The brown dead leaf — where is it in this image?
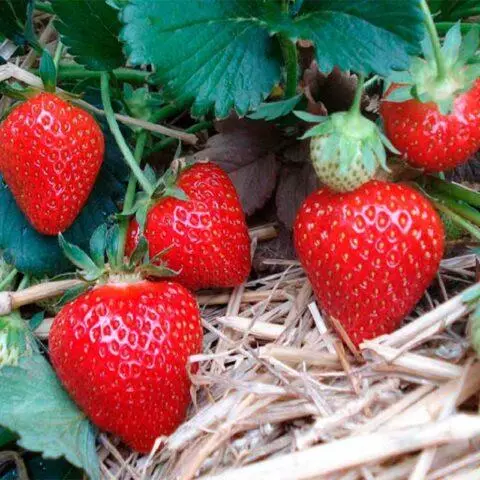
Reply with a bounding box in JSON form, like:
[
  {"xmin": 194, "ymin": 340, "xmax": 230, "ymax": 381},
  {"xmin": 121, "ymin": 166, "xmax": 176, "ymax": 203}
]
[
  {"xmin": 276, "ymin": 163, "xmax": 319, "ymax": 229},
  {"xmin": 193, "ymin": 118, "xmax": 283, "ymax": 215},
  {"xmin": 302, "ymin": 63, "xmax": 366, "ymax": 114}
]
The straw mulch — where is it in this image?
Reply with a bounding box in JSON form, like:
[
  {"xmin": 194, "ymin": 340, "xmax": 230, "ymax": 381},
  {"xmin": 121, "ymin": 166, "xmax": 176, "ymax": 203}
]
[{"xmin": 95, "ymin": 236, "xmax": 480, "ymax": 480}]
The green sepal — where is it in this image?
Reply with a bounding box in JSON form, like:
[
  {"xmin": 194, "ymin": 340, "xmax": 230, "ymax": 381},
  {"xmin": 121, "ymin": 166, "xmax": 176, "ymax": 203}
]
[
  {"xmin": 441, "ymin": 22, "xmax": 462, "ymax": 68},
  {"xmin": 385, "ymin": 85, "xmax": 414, "ymax": 102},
  {"xmin": 89, "ymin": 224, "xmax": 107, "ymax": 269},
  {"xmin": 58, "ymin": 235, "xmax": 103, "ymax": 281},
  {"xmin": 122, "ymin": 84, "xmax": 163, "ymax": 123},
  {"xmin": 138, "ymin": 263, "xmax": 179, "ymax": 278},
  {"xmin": 143, "ymin": 164, "xmax": 157, "ymax": 186},
  {"xmin": 57, "ymin": 283, "xmax": 90, "ymax": 307},
  {"xmin": 28, "ymin": 312, "xmax": 45, "ymax": 332},
  {"xmin": 39, "ymin": 49, "xmax": 57, "ymax": 93},
  {"xmin": 460, "ymin": 26, "xmax": 480, "ymax": 64},
  {"xmin": 128, "ymin": 235, "xmax": 149, "ymax": 267},
  {"xmin": 105, "ymin": 224, "xmax": 120, "ymax": 270},
  {"xmin": 338, "ymin": 138, "xmax": 357, "ymax": 175},
  {"xmin": 301, "ymin": 121, "xmax": 334, "ymax": 139},
  {"xmin": 293, "ymin": 110, "xmax": 328, "ymax": 123}
]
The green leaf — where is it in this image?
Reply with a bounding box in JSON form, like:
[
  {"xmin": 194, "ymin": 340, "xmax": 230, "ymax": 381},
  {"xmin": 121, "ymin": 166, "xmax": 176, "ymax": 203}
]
[
  {"xmin": 121, "ymin": 0, "xmax": 282, "ymax": 118},
  {"xmin": 0, "ymin": 0, "xmax": 28, "ymax": 46},
  {"xmin": 0, "ymin": 354, "xmax": 99, "ymax": 480},
  {"xmin": 0, "ymin": 101, "xmax": 129, "ymax": 277},
  {"xmin": 28, "ymin": 312, "xmax": 45, "ymax": 332},
  {"xmin": 51, "ymin": 0, "xmax": 125, "ymax": 71},
  {"xmin": 247, "ymin": 94, "xmax": 303, "ymax": 121},
  {"xmin": 275, "ymin": 0, "xmax": 424, "ymax": 76},
  {"xmin": 39, "ymin": 49, "xmax": 57, "ymax": 93}
]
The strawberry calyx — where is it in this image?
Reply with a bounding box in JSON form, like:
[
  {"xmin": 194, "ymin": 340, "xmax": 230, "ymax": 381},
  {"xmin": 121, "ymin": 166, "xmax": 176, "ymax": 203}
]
[
  {"xmin": 57, "ymin": 224, "xmax": 178, "ymax": 302},
  {"xmin": 0, "ymin": 311, "xmax": 33, "ymax": 367},
  {"xmin": 385, "ymin": 22, "xmax": 480, "ymax": 114},
  {"xmin": 296, "ymin": 109, "xmax": 397, "ymax": 183}
]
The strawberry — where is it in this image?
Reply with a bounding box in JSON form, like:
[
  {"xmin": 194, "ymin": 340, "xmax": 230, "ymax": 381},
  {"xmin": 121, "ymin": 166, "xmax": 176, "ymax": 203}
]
[
  {"xmin": 381, "ymin": 80, "xmax": 480, "ymax": 172},
  {"xmin": 294, "ymin": 181, "xmax": 444, "ymax": 346},
  {"xmin": 126, "ymin": 162, "xmax": 251, "ymax": 291},
  {"xmin": 49, "ymin": 280, "xmax": 203, "ymax": 453},
  {"xmin": 380, "ymin": 23, "xmax": 480, "ymax": 172},
  {"xmin": 297, "ymin": 80, "xmax": 397, "ymax": 193},
  {"xmin": 0, "ymin": 92, "xmax": 104, "ymax": 235}
]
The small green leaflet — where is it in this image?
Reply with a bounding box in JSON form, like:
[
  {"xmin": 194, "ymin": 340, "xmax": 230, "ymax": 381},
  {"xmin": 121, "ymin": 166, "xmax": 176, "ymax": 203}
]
[
  {"xmin": 247, "ymin": 94, "xmax": 303, "ymax": 121},
  {"xmin": 51, "ymin": 0, "xmax": 125, "ymax": 71},
  {"xmin": 0, "ymin": 354, "xmax": 99, "ymax": 480}
]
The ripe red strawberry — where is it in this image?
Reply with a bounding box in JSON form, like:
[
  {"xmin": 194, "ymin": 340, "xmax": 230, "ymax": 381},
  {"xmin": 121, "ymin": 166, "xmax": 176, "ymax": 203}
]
[
  {"xmin": 49, "ymin": 280, "xmax": 203, "ymax": 453},
  {"xmin": 294, "ymin": 181, "xmax": 444, "ymax": 346},
  {"xmin": 126, "ymin": 162, "xmax": 251, "ymax": 291},
  {"xmin": 380, "ymin": 80, "xmax": 480, "ymax": 172},
  {"xmin": 0, "ymin": 92, "xmax": 104, "ymax": 235}
]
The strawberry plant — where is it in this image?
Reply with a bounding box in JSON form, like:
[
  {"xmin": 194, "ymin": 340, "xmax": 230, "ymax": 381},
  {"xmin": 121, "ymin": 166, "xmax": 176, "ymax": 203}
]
[{"xmin": 0, "ymin": 0, "xmax": 478, "ymax": 479}]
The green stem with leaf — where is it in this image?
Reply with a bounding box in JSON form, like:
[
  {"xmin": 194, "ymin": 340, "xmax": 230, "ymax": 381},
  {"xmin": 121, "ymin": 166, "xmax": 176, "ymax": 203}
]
[
  {"xmin": 433, "ymin": 201, "xmax": 480, "ymax": 241},
  {"xmin": 56, "ymin": 64, "xmax": 151, "ymax": 83},
  {"xmin": 0, "ymin": 269, "xmax": 18, "ymax": 292},
  {"xmin": 278, "ymin": 35, "xmax": 298, "ymax": 99},
  {"xmin": 148, "ymin": 121, "xmax": 212, "ymax": 155},
  {"xmin": 420, "ymin": 0, "xmax": 448, "ymax": 81},
  {"xmin": 427, "ymin": 176, "xmax": 480, "ymax": 208},
  {"xmin": 117, "ymin": 131, "xmax": 148, "ymax": 265},
  {"xmin": 100, "ymin": 73, "xmax": 155, "ymax": 197}
]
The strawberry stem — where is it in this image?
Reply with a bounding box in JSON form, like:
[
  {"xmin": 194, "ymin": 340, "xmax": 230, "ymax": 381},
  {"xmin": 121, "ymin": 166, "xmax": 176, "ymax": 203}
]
[
  {"xmin": 117, "ymin": 130, "xmax": 148, "ymax": 265},
  {"xmin": 54, "ymin": 64, "xmax": 152, "ymax": 84},
  {"xmin": 279, "ymin": 35, "xmax": 298, "ymax": 98},
  {"xmin": 100, "ymin": 73, "xmax": 155, "ymax": 197},
  {"xmin": 348, "ymin": 74, "xmax": 365, "ymax": 117},
  {"xmin": 420, "ymin": 0, "xmax": 448, "ymax": 81}
]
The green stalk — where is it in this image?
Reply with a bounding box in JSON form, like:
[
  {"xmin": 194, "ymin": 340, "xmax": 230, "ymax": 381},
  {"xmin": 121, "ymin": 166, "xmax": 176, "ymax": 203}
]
[
  {"xmin": 0, "ymin": 269, "xmax": 18, "ymax": 292},
  {"xmin": 148, "ymin": 121, "xmax": 212, "ymax": 155},
  {"xmin": 433, "ymin": 201, "xmax": 480, "ymax": 241},
  {"xmin": 433, "ymin": 192, "xmax": 480, "ymax": 226},
  {"xmin": 347, "ymin": 74, "xmax": 365, "ymax": 118},
  {"xmin": 427, "ymin": 176, "xmax": 480, "ymax": 208},
  {"xmin": 150, "ymin": 104, "xmax": 184, "ymax": 124},
  {"xmin": 278, "ymin": 35, "xmax": 298, "ymax": 99},
  {"xmin": 53, "ymin": 40, "xmax": 64, "ymax": 70},
  {"xmin": 100, "ymin": 73, "xmax": 155, "ymax": 197},
  {"xmin": 17, "ymin": 274, "xmax": 31, "ymax": 291},
  {"xmin": 420, "ymin": 0, "xmax": 448, "ymax": 81},
  {"xmin": 117, "ymin": 131, "xmax": 148, "ymax": 265},
  {"xmin": 56, "ymin": 64, "xmax": 151, "ymax": 84}
]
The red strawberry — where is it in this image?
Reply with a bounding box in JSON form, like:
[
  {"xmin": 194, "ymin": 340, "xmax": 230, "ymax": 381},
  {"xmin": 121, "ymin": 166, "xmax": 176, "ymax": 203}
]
[
  {"xmin": 380, "ymin": 80, "xmax": 480, "ymax": 172},
  {"xmin": 294, "ymin": 181, "xmax": 444, "ymax": 346},
  {"xmin": 126, "ymin": 162, "xmax": 251, "ymax": 291},
  {"xmin": 49, "ymin": 280, "xmax": 203, "ymax": 453},
  {"xmin": 0, "ymin": 92, "xmax": 104, "ymax": 234}
]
